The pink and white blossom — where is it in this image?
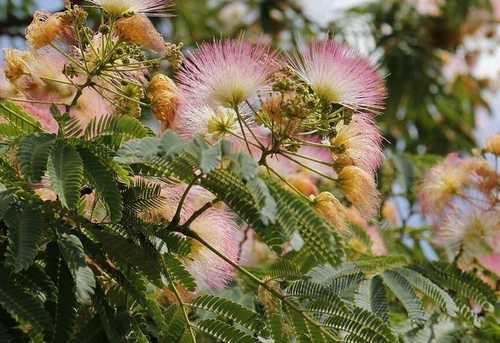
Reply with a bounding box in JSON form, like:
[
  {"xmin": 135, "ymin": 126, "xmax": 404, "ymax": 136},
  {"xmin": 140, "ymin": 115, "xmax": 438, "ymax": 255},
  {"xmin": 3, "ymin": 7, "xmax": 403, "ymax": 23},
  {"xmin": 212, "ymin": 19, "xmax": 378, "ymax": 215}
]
[
  {"xmin": 331, "ymin": 117, "xmax": 383, "ymax": 175},
  {"xmin": 89, "ymin": 0, "xmax": 172, "ymax": 17},
  {"xmin": 289, "ymin": 40, "xmax": 386, "ymax": 114},
  {"xmin": 178, "ymin": 40, "xmax": 279, "ymax": 109}
]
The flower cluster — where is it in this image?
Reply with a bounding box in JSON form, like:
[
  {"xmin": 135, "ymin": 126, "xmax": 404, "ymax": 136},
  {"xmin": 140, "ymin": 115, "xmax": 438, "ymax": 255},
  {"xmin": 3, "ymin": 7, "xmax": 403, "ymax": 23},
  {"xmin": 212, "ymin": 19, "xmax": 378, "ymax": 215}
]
[
  {"xmin": 418, "ymin": 134, "xmax": 500, "ymax": 275},
  {"xmin": 0, "ymin": 0, "xmax": 388, "ymax": 292}
]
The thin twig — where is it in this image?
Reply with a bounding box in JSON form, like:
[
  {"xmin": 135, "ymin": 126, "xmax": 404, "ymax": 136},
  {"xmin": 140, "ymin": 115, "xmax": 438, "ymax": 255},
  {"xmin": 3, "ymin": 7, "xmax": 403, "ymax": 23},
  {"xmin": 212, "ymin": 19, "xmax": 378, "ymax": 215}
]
[{"xmin": 184, "ymin": 229, "xmax": 340, "ymax": 342}]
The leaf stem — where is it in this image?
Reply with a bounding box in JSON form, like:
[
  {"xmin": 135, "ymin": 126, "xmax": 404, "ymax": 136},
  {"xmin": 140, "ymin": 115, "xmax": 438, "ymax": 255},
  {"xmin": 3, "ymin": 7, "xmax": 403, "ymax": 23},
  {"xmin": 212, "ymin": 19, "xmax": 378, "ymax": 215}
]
[{"xmin": 164, "ymin": 259, "xmax": 198, "ymax": 343}]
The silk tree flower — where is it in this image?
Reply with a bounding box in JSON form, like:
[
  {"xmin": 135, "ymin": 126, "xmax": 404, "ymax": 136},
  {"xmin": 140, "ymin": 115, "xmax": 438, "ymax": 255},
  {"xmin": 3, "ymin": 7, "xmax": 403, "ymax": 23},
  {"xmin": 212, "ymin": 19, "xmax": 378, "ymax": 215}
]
[
  {"xmin": 0, "ymin": 70, "xmax": 16, "ymax": 99},
  {"xmin": 418, "ymin": 154, "xmax": 495, "ymax": 223},
  {"xmin": 419, "ymin": 154, "xmax": 471, "ymax": 220},
  {"xmin": 177, "ymin": 39, "xmax": 279, "ymax": 109},
  {"xmin": 338, "ymin": 166, "xmax": 380, "ymax": 219},
  {"xmin": 20, "ymin": 103, "xmax": 59, "ymax": 134},
  {"xmin": 3, "ymin": 47, "xmax": 74, "ymax": 133},
  {"xmin": 330, "ymin": 117, "xmax": 383, "ymax": 175},
  {"xmin": 173, "ymin": 103, "xmax": 265, "ymax": 157},
  {"xmin": 289, "ymin": 40, "xmax": 386, "ymax": 114},
  {"xmin": 89, "ymin": 0, "xmax": 172, "ymax": 17},
  {"xmin": 381, "ymin": 200, "xmax": 401, "ymax": 227},
  {"xmin": 4, "ymin": 47, "xmax": 74, "ymax": 101},
  {"xmin": 173, "ymin": 104, "xmax": 238, "ymax": 140},
  {"xmin": 439, "ymin": 209, "xmax": 500, "ymax": 275},
  {"xmin": 71, "ymin": 87, "xmax": 113, "ymax": 130},
  {"xmin": 149, "ymin": 184, "xmax": 239, "ymax": 291},
  {"xmin": 25, "ymin": 11, "xmax": 74, "ymax": 49}
]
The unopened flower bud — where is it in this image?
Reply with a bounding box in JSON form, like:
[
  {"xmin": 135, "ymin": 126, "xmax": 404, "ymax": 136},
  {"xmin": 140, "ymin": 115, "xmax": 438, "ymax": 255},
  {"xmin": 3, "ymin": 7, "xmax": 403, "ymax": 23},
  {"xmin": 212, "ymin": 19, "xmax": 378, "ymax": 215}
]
[
  {"xmin": 148, "ymin": 74, "xmax": 178, "ymax": 129},
  {"xmin": 338, "ymin": 166, "xmax": 380, "ymax": 219},
  {"xmin": 381, "ymin": 200, "xmax": 400, "ymax": 226},
  {"xmin": 286, "ymin": 173, "xmax": 318, "ymax": 196},
  {"xmin": 116, "ymin": 15, "xmax": 166, "ymax": 54},
  {"xmin": 99, "ymin": 24, "xmax": 111, "ymax": 34},
  {"xmin": 164, "ymin": 42, "xmax": 184, "ymax": 70},
  {"xmin": 313, "ymin": 192, "xmax": 348, "ymax": 234}
]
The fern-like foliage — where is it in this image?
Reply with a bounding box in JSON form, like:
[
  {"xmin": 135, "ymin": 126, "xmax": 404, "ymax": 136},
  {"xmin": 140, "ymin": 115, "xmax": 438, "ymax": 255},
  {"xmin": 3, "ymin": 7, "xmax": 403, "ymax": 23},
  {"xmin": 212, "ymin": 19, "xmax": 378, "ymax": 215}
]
[
  {"xmin": 395, "ymin": 267, "xmax": 458, "ymax": 317},
  {"xmin": 0, "ymin": 108, "xmax": 495, "ymax": 343},
  {"xmin": 381, "ymin": 271, "xmax": 427, "ymax": 325},
  {"xmin": 84, "ymin": 114, "xmax": 151, "ymax": 147},
  {"xmin": 4, "ymin": 206, "xmax": 44, "ymax": 272},
  {"xmin": 0, "ymin": 100, "xmax": 41, "ymax": 135},
  {"xmin": 412, "ymin": 262, "xmax": 496, "ymax": 311},
  {"xmin": 161, "ymin": 306, "xmax": 189, "ymax": 342},
  {"xmin": 286, "ymin": 280, "xmax": 347, "ymax": 311},
  {"xmin": 17, "ymin": 133, "xmax": 55, "ymax": 182},
  {"xmin": 265, "ymin": 177, "xmax": 343, "ymax": 266},
  {"xmin": 58, "ymin": 234, "xmax": 96, "ymax": 304},
  {"xmin": 195, "ymin": 319, "xmax": 258, "ymax": 343},
  {"xmin": 122, "ymin": 177, "xmax": 165, "ymax": 216},
  {"xmin": 0, "ymin": 266, "xmax": 52, "ymax": 335},
  {"xmin": 163, "ymin": 253, "xmax": 197, "ymax": 292},
  {"xmin": 319, "ymin": 305, "xmax": 396, "ymax": 342},
  {"xmin": 79, "ymin": 147, "xmax": 123, "ymax": 223},
  {"xmin": 115, "ymin": 133, "xmax": 344, "ymax": 265},
  {"xmin": 354, "ymin": 276, "xmax": 389, "ymax": 322},
  {"xmin": 45, "ymin": 242, "xmax": 78, "ymax": 343},
  {"xmin": 192, "ymin": 295, "xmax": 264, "ymax": 333},
  {"xmin": 308, "ymin": 257, "xmax": 471, "ymax": 331},
  {"xmin": 88, "ymin": 228, "xmax": 163, "ymax": 286},
  {"xmin": 266, "ymin": 311, "xmax": 289, "ymax": 343},
  {"xmin": 47, "ymin": 142, "xmax": 84, "ymax": 209}
]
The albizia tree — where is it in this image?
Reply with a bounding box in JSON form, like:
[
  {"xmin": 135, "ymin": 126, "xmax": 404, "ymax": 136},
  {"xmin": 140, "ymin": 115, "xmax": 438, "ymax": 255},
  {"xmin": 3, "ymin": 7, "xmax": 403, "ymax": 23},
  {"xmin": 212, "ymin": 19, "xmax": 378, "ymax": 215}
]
[{"xmin": 0, "ymin": 1, "xmax": 497, "ymax": 342}]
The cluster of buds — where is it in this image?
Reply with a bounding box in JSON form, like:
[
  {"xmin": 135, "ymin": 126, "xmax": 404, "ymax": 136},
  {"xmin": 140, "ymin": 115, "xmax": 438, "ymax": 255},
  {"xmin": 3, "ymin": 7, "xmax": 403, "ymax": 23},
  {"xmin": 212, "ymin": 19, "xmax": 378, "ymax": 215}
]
[{"xmin": 0, "ymin": 0, "xmax": 178, "ymax": 134}]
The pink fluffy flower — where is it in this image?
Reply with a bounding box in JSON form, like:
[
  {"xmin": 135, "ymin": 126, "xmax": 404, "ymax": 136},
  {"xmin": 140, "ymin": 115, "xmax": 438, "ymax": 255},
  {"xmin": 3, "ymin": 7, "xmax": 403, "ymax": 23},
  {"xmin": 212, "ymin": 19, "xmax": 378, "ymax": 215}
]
[
  {"xmin": 418, "ymin": 154, "xmax": 495, "ymax": 224},
  {"xmin": 330, "ymin": 117, "xmax": 383, "ymax": 175},
  {"xmin": 439, "ymin": 209, "xmax": 500, "ymax": 275},
  {"xmin": 289, "ymin": 40, "xmax": 386, "ymax": 114},
  {"xmin": 20, "ymin": 103, "xmax": 59, "ymax": 134},
  {"xmin": 493, "ymin": 0, "xmax": 500, "ymax": 20},
  {"xmin": 5, "ymin": 47, "xmax": 74, "ymax": 101},
  {"xmin": 177, "ymin": 40, "xmax": 279, "ymax": 109},
  {"xmin": 154, "ymin": 184, "xmax": 240, "ymax": 291},
  {"xmin": 71, "ymin": 87, "xmax": 113, "ymax": 130}
]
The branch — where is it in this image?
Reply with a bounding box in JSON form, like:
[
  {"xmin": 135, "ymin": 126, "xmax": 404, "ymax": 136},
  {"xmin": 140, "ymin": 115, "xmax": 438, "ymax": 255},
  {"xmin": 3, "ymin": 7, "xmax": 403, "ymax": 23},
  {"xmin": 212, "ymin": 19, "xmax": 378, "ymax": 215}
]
[{"xmin": 183, "ymin": 229, "xmax": 340, "ymax": 342}]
